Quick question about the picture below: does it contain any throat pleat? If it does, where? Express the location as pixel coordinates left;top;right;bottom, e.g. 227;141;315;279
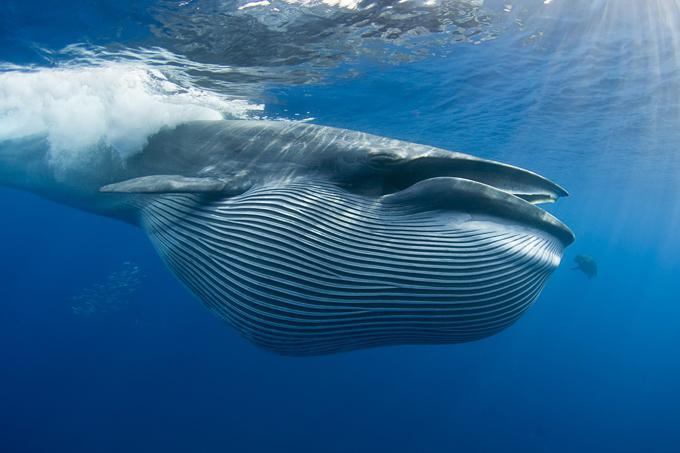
142;182;563;356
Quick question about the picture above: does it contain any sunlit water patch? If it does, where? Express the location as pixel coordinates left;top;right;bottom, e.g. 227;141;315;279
150;0;495;69
3;0;503;101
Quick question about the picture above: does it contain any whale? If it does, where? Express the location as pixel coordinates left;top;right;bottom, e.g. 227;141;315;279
0;120;574;355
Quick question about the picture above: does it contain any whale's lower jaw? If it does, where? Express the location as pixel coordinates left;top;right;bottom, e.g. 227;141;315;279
141;181;563;356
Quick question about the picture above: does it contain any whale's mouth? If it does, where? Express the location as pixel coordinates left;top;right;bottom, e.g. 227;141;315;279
100;161;574;248
334;151;574;246
345;151;569;205
380;176;575;247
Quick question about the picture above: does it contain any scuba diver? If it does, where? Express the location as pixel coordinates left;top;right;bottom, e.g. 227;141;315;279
573;254;597;279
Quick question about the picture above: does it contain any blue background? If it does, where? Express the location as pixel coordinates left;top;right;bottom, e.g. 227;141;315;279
2;1;679;451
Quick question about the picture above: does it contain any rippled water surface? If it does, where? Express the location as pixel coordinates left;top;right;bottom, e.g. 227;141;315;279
1;1;679;452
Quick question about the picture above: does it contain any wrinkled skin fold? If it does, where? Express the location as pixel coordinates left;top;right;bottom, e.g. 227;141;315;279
0;120;574;355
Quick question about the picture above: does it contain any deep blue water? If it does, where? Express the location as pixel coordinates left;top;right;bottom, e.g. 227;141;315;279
2;1;680;452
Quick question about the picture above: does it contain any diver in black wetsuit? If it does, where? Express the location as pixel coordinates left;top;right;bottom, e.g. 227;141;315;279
573;254;597;279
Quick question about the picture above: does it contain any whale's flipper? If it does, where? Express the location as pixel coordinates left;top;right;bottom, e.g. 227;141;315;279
381;177;575;246
100;175;227;194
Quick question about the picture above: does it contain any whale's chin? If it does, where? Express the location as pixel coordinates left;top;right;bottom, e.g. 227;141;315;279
140;178;568;356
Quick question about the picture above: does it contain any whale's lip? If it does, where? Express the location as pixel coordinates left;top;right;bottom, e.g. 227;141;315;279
488;160;569;200
352;145;571;205
426;150;571;199
359;145;573;243
381;176;575;247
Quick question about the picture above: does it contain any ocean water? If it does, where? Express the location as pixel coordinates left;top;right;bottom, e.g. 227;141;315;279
1;0;680;452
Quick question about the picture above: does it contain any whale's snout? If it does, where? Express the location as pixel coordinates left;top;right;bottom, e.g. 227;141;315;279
381;176;575;247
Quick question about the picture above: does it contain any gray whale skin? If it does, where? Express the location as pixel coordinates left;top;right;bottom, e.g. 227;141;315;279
1;120;574;355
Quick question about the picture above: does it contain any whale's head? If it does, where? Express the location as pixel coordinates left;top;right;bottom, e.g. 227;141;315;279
91;120;574;243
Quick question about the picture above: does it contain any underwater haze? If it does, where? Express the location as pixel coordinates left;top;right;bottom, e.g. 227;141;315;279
1;0;680;452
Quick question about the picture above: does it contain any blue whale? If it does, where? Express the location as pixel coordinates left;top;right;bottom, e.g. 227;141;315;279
1;120;574;355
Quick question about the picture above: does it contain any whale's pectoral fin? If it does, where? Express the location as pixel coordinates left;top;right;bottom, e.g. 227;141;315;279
100;175;228;194
381;177;575;246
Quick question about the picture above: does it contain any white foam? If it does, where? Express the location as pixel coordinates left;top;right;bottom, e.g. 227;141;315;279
269;0;483;12
239;1;271;10
0;63;262;169
280;0;362;10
